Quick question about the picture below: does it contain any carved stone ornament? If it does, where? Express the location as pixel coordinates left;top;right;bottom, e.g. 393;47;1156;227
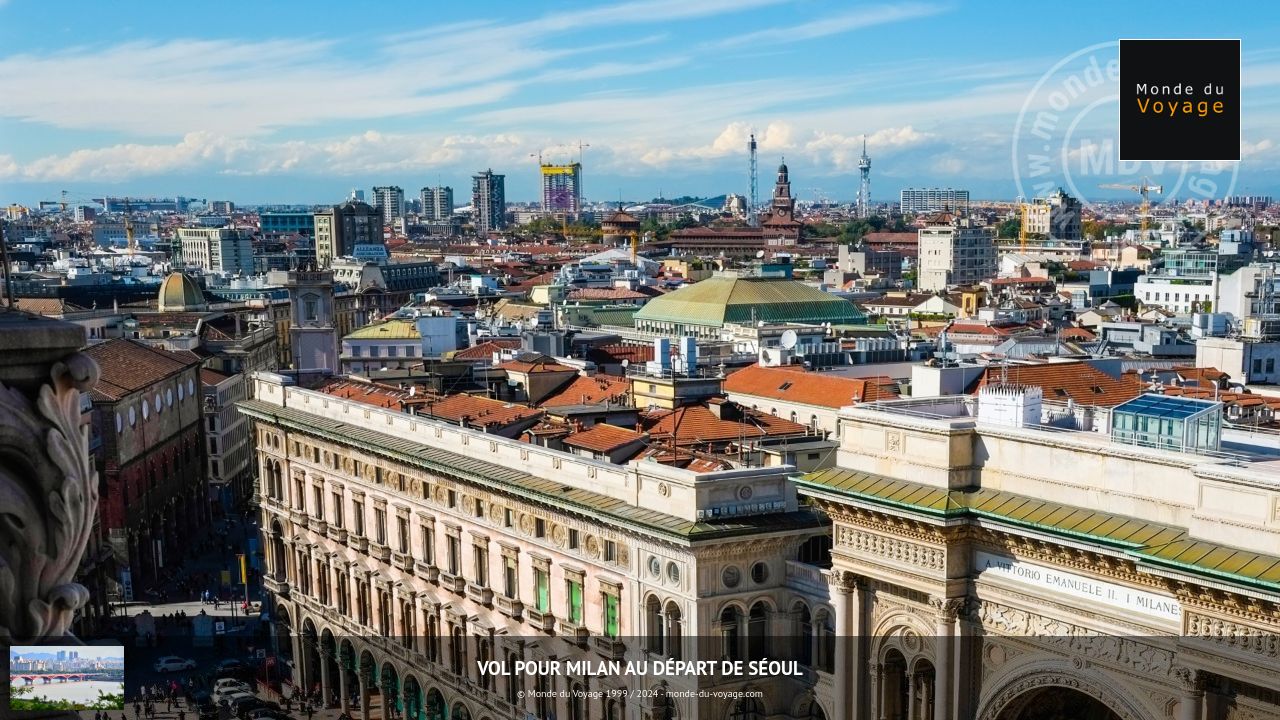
0;314;100;643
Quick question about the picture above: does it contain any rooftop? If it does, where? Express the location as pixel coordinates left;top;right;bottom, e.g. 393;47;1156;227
83;338;201;401
723;364;899;409
343;318;421;341
633;274;866;328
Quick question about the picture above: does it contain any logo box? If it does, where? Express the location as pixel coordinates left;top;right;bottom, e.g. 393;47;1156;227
1119;39;1240;161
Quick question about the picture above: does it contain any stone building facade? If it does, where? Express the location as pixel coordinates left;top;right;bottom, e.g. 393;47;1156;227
242;372;841;720
798;389;1280;720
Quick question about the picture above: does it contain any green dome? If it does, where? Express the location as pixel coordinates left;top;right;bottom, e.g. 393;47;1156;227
634;274;865;329
158;272;206;312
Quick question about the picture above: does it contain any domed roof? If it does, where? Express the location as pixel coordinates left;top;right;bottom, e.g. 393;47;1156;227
633;274;865;329
158;272;206;312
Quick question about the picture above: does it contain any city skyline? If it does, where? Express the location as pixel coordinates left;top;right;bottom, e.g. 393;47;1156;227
0;0;1278;205
9;646;123;661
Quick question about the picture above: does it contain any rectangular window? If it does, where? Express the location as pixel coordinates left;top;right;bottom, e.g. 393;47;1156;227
535;568;550;613
568;529;579;550
421;525;435;565
534;518;545;538
447;535;460;574
312;486;324;521
604;541;616;562
1269;359;1276;374
504;556;518;599
504;509;513;528
374;508;387;545
447;490;457;508
604;594;620;638
352;501;364;535
397;516;409;553
567;580;583;624
473;545;488;586
474;498;484;518
332;492;344;528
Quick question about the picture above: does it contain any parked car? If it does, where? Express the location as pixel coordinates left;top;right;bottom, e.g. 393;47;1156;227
214;678;251;693
154;656;197;673
214;688;256;707
232;697;279;720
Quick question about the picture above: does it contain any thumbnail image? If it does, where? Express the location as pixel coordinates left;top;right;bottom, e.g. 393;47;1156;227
9;646;125;712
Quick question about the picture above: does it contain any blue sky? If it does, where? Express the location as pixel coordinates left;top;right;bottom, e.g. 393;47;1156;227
0;0;1277;206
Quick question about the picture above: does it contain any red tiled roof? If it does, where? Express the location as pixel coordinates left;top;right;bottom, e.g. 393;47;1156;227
416;393;542;428
968;361;1143;407
563;423;648;453
989;276;1053;286
539;374;633;408
320;379;411;409
83;338;201;401
200;368;230;387
452;339;522;361
585;343;655;367
722;364;899;408
640;404;809;445
1058;327;1097;341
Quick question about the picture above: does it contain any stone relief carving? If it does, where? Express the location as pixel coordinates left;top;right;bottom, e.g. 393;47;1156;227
0;352;100;641
975;601;1174;678
1185;613;1280;659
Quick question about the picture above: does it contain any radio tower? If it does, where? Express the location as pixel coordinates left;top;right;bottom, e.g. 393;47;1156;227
857;134;871;218
748;133;759;227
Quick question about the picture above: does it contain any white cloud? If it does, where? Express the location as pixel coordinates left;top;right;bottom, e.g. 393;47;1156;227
712;3;947;49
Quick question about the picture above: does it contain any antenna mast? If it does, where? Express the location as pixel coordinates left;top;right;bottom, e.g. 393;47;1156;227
748;133;759;227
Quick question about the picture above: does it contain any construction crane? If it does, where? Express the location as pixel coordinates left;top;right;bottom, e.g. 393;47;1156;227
1019;202;1029;252
1099;177;1162;241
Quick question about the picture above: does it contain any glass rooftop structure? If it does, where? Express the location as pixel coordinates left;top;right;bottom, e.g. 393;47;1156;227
1110;393;1222;454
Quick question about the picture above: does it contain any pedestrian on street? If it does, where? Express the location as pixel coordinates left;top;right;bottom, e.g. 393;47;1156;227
307;704;315;720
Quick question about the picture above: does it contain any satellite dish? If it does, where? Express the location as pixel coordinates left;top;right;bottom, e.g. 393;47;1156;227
621;359;630;369
780;329;799;349
756;249;766;259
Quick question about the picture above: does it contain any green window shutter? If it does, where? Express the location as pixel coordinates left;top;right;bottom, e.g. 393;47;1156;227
569;581;583;624
605;594;620;638
536;570;550;612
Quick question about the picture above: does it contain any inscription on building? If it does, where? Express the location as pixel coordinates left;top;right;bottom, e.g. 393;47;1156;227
975;551;1181;622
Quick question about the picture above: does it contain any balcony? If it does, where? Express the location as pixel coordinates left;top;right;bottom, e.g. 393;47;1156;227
558;619;589;647
394;552;415;573
524;608;556;633
439;571;466;595
495;595;523;620
289;508;307;525
263;572;290;597
370;542;392;563
416;562;439;583
593;636;625;661
308;518;328;534
466;583;494;607
350;535;369;553
785;560;830;598
327;526;348;543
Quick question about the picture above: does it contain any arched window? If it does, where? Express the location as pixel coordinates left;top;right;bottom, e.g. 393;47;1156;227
646;596;664;654
719;606;742;662
652;687;676;720
794;603;813;667
815;610;835;673
748;602;768;661
569;682;586;720
790;411;798;423
664;601;683;661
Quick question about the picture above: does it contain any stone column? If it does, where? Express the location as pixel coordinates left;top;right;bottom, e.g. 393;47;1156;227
290;624;306;696
825;570;854;720
1176;667;1204;720
906;671;919;720
869;661;884;720
929;597;961;720
339;660;350;715
319;642;331;709
358;671;370;720
0;312;100;644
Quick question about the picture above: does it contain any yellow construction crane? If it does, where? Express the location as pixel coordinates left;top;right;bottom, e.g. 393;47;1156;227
1019;202;1029;252
1099;177;1162;241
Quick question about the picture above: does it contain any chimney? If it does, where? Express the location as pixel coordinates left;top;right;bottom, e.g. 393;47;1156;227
977;384;1042;428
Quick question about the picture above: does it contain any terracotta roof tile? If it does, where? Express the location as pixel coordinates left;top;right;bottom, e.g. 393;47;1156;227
452;339;522;361
723;364;899;409
83;338;201;401
497;356;576;374
320;379;411;409
412;393;543;428
563;423;648;453
640;404;810;445
539;374;633;408
968;361;1143;407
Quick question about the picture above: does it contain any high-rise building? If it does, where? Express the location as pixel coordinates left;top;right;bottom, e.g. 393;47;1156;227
176;227;254;275
313;200;383;267
472;169;507;234
917;214;997;291
1022;188;1082;243
540;163;582;215
208;200;235;214
372;186;405;225
421;186;454;221
900;188;970;214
